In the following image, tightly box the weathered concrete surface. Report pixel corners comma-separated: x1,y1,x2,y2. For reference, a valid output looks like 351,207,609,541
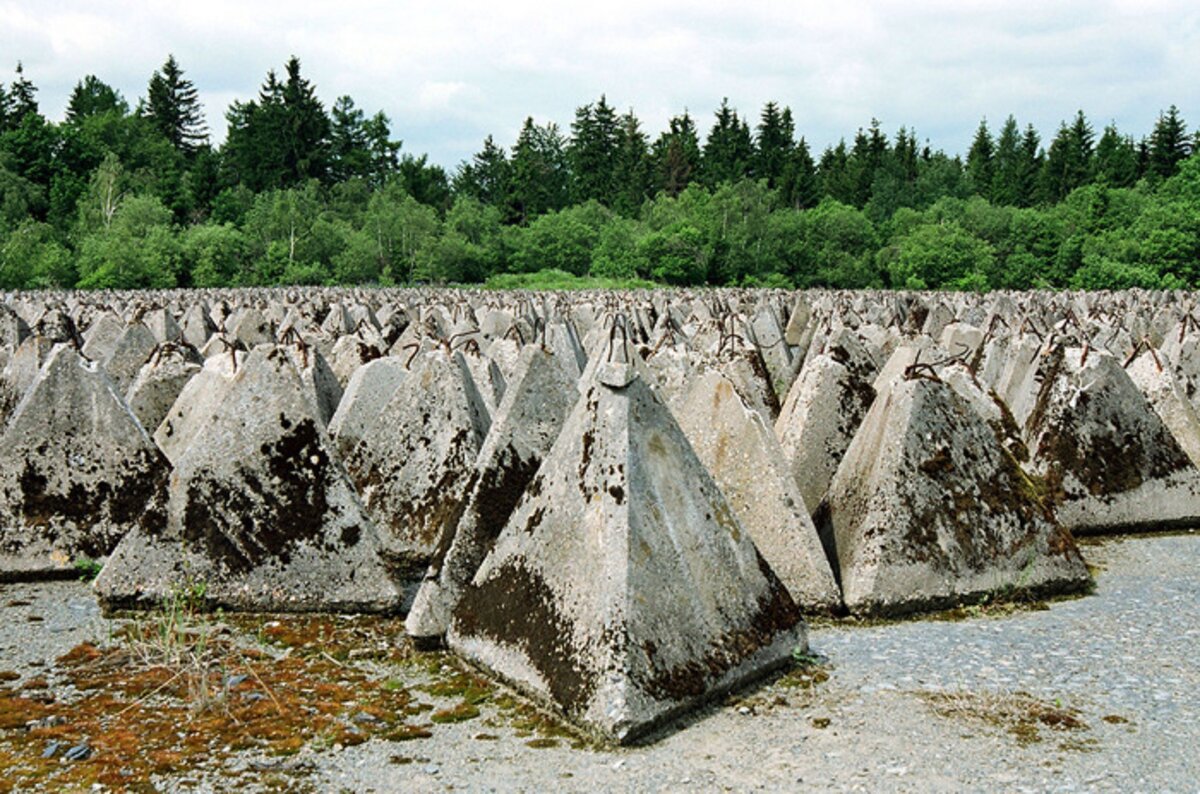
1126,347,1200,467
819,375,1091,616
328,356,409,462
0,344,170,580
776,341,877,516
101,322,158,393
676,370,842,613
342,350,491,582
1025,346,1200,534
154,349,244,465
447,364,805,744
95,345,401,613
406,345,578,644
124,342,204,434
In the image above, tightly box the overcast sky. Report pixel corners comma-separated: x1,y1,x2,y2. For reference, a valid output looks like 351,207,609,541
3,0,1198,170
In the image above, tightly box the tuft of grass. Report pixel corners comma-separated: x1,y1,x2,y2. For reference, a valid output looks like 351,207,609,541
74,558,103,583
919,690,1088,746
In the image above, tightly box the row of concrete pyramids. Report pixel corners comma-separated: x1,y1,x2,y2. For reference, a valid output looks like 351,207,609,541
2,287,1200,741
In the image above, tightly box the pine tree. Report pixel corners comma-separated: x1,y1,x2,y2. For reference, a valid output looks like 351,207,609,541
754,102,795,188
818,140,854,204
508,118,570,223
701,99,754,187
780,136,819,209
652,112,701,197
329,95,370,183
1147,105,1190,179
280,56,331,184
846,120,888,207
1019,124,1043,206
989,116,1022,206
145,55,207,154
454,135,511,209
1094,123,1139,187
1040,112,1093,202
7,63,38,121
611,110,651,216
0,82,10,131
966,118,995,198
892,127,920,185
568,95,620,205
65,76,128,122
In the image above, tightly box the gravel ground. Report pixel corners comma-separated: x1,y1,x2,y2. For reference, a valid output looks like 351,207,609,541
2,530,1198,793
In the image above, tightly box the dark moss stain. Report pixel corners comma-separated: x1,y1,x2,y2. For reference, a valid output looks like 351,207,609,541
607,485,625,504
452,561,597,715
1028,352,1192,502
180,418,334,574
638,551,801,701
16,446,168,556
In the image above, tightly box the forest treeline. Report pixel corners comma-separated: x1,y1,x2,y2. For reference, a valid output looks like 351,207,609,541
1,56,1199,292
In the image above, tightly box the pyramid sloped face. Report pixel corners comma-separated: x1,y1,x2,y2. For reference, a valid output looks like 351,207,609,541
823,376,1091,616
94,345,400,613
676,370,841,613
341,350,491,576
406,345,579,642
0,344,169,579
448,366,803,743
1025,347,1200,533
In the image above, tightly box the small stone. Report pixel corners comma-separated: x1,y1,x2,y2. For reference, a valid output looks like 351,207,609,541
224,674,248,688
63,743,92,761
424,764,440,775
41,740,62,759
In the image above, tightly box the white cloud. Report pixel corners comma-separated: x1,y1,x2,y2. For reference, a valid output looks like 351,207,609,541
1,0,1198,167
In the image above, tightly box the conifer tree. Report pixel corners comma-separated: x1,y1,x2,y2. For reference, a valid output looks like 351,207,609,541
754,102,795,188
1147,105,1190,179
652,112,701,197
966,118,995,198
1094,123,1139,187
611,110,651,216
568,95,620,205
145,55,207,154
701,99,754,187
64,76,127,122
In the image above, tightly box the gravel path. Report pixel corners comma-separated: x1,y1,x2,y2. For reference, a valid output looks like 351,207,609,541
2,531,1198,793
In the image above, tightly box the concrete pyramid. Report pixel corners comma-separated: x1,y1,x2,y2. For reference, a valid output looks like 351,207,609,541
776,342,877,516
95,345,400,612
676,370,841,613
406,344,578,644
1126,346,1200,467
101,321,158,393
0,303,29,353
154,349,244,465
328,356,409,461
0,345,169,580
125,342,204,434
1024,346,1200,533
447,363,804,744
341,350,491,581
819,374,1091,616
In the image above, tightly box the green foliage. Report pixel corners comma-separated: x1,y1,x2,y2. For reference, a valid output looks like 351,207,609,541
886,220,996,290
0,61,1198,292
482,268,655,291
